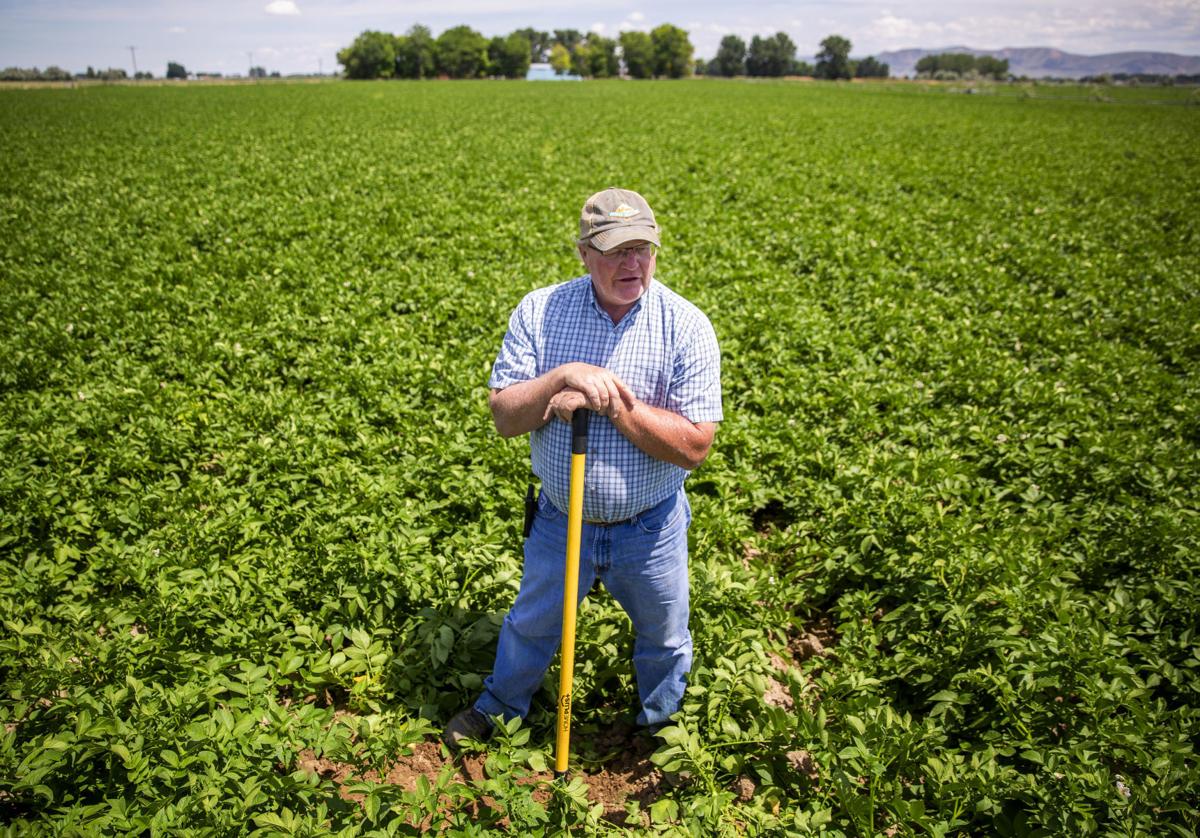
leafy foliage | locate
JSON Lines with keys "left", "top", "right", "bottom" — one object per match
{"left": 650, "top": 24, "right": 694, "bottom": 79}
{"left": 917, "top": 53, "right": 1011, "bottom": 80}
{"left": 816, "top": 34, "right": 854, "bottom": 80}
{"left": 619, "top": 31, "right": 654, "bottom": 80}
{"left": 713, "top": 35, "right": 747, "bottom": 77}
{"left": 337, "top": 31, "right": 396, "bottom": 80}
{"left": 1, "top": 79, "right": 1198, "bottom": 836}
{"left": 746, "top": 33, "right": 798, "bottom": 78}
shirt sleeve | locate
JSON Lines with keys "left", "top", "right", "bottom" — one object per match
{"left": 488, "top": 298, "right": 538, "bottom": 390}
{"left": 667, "top": 315, "right": 723, "bottom": 423}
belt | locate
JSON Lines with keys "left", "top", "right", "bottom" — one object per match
{"left": 583, "top": 517, "right": 634, "bottom": 527}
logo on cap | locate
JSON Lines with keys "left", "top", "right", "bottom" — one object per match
{"left": 608, "top": 204, "right": 639, "bottom": 219}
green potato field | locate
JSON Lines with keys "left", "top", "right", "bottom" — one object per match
{"left": 1, "top": 79, "right": 1198, "bottom": 835}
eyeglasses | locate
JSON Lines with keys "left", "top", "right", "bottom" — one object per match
{"left": 591, "top": 243, "right": 656, "bottom": 262}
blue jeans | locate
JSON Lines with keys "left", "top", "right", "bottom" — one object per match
{"left": 475, "top": 488, "right": 692, "bottom": 728}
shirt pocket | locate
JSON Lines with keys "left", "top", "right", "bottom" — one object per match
{"left": 616, "top": 361, "right": 669, "bottom": 407}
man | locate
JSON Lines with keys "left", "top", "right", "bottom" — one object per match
{"left": 443, "top": 187, "right": 722, "bottom": 750}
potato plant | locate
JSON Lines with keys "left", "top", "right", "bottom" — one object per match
{"left": 1, "top": 79, "right": 1197, "bottom": 835}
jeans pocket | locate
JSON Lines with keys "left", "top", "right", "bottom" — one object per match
{"left": 635, "top": 492, "right": 684, "bottom": 534}
{"left": 536, "top": 490, "right": 564, "bottom": 522}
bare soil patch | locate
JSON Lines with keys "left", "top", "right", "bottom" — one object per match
{"left": 294, "top": 723, "right": 670, "bottom": 825}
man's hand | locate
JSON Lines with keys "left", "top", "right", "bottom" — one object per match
{"left": 544, "top": 378, "right": 637, "bottom": 424}
{"left": 558, "top": 363, "right": 635, "bottom": 417}
{"left": 489, "top": 363, "right": 635, "bottom": 437}
{"left": 543, "top": 387, "right": 589, "bottom": 424}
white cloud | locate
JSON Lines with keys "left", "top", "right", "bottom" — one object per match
{"left": 167, "top": 25, "right": 186, "bottom": 34}
{"left": 868, "top": 12, "right": 962, "bottom": 47}
{"left": 629, "top": 11, "right": 644, "bottom": 22}
{"left": 590, "top": 21, "right": 606, "bottom": 34}
{"left": 264, "top": 0, "right": 300, "bottom": 16}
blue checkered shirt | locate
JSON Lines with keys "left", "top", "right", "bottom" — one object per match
{"left": 489, "top": 275, "right": 722, "bottom": 522}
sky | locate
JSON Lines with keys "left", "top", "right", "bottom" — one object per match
{"left": 1, "top": 0, "right": 1198, "bottom": 77}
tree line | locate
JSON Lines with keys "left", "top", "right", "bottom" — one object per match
{"left": 1, "top": 66, "right": 154, "bottom": 82}
{"left": 914, "top": 53, "right": 1010, "bottom": 80}
{"left": 703, "top": 34, "right": 888, "bottom": 79}
{"left": 338, "top": 26, "right": 889, "bottom": 80}
{"left": 0, "top": 64, "right": 224, "bottom": 82}
{"left": 337, "top": 24, "right": 699, "bottom": 80}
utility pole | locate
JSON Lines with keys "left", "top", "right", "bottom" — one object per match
{"left": 128, "top": 45, "right": 138, "bottom": 77}
{"left": 247, "top": 51, "right": 253, "bottom": 78}
{"left": 318, "top": 58, "right": 323, "bottom": 77}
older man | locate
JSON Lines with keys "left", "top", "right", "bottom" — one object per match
{"left": 443, "top": 187, "right": 722, "bottom": 749}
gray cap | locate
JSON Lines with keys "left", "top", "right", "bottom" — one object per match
{"left": 578, "top": 187, "right": 661, "bottom": 251}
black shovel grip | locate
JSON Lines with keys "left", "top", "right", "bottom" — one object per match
{"left": 571, "top": 409, "right": 589, "bottom": 455}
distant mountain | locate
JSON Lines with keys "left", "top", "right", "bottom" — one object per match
{"left": 874, "top": 46, "right": 1200, "bottom": 78}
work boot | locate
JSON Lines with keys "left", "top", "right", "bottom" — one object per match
{"left": 441, "top": 707, "right": 493, "bottom": 753}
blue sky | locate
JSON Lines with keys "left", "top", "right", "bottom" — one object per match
{"left": 2, "top": 0, "right": 1198, "bottom": 76}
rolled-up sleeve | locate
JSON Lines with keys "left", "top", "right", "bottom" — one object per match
{"left": 667, "top": 316, "right": 722, "bottom": 424}
{"left": 489, "top": 300, "right": 538, "bottom": 390}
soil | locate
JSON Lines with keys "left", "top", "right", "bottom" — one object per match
{"left": 294, "top": 722, "right": 670, "bottom": 827}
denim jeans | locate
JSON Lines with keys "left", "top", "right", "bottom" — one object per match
{"left": 475, "top": 487, "right": 692, "bottom": 728}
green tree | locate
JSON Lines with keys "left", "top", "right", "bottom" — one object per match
{"left": 855, "top": 55, "right": 889, "bottom": 78}
{"left": 650, "top": 23, "right": 693, "bottom": 78}
{"left": 976, "top": 55, "right": 1010, "bottom": 79}
{"left": 713, "top": 35, "right": 746, "bottom": 76}
{"left": 815, "top": 34, "right": 852, "bottom": 80}
{"left": 586, "top": 34, "right": 619, "bottom": 78}
{"left": 553, "top": 29, "right": 584, "bottom": 53}
{"left": 514, "top": 28, "right": 551, "bottom": 63}
{"left": 338, "top": 30, "right": 397, "bottom": 79}
{"left": 395, "top": 24, "right": 436, "bottom": 78}
{"left": 917, "top": 52, "right": 983, "bottom": 78}
{"left": 488, "top": 32, "right": 532, "bottom": 78}
{"left": 166, "top": 61, "right": 187, "bottom": 80}
{"left": 435, "top": 25, "right": 489, "bottom": 78}
{"left": 548, "top": 43, "right": 571, "bottom": 75}
{"left": 570, "top": 41, "right": 592, "bottom": 77}
{"left": 746, "top": 32, "right": 796, "bottom": 77}
{"left": 619, "top": 31, "right": 653, "bottom": 78}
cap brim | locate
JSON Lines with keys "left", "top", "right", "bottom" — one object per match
{"left": 585, "top": 225, "right": 660, "bottom": 251}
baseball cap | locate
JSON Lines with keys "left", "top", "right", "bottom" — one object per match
{"left": 578, "top": 187, "right": 661, "bottom": 252}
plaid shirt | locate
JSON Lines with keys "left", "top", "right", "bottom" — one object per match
{"left": 489, "top": 275, "right": 723, "bottom": 522}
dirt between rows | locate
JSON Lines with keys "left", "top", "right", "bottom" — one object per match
{"left": 294, "top": 623, "right": 832, "bottom": 826}
{"left": 296, "top": 727, "right": 666, "bottom": 827}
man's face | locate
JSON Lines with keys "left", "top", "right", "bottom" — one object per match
{"left": 579, "top": 240, "right": 657, "bottom": 321}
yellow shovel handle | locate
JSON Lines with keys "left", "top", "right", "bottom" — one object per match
{"left": 555, "top": 409, "right": 588, "bottom": 776}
